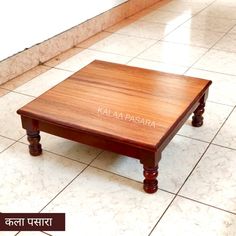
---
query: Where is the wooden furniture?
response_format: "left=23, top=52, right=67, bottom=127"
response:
left=17, top=60, right=212, bottom=193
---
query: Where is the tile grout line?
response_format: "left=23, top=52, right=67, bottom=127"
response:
left=38, top=149, right=106, bottom=213
left=162, top=106, right=236, bottom=217
left=173, top=105, right=235, bottom=195
left=184, top=19, right=236, bottom=74
left=1, top=1, right=234, bottom=234
left=177, top=194, right=236, bottom=216
left=148, top=79, right=235, bottom=236
left=127, top=0, right=218, bottom=66
left=147, top=140, right=211, bottom=236
left=0, top=134, right=28, bottom=155
left=38, top=163, right=92, bottom=213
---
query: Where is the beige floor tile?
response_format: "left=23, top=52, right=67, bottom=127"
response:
left=193, top=49, right=236, bottom=75
left=151, top=196, right=236, bottom=236
left=0, top=92, right=34, bottom=140
left=213, top=108, right=236, bottom=149
left=214, top=0, right=236, bottom=7
left=178, top=102, right=233, bottom=142
left=0, top=136, right=15, bottom=152
left=18, top=232, right=50, bottom=236
left=76, top=31, right=112, bottom=48
left=138, top=41, right=207, bottom=67
left=180, top=144, right=236, bottom=213
left=0, top=66, right=50, bottom=91
left=44, top=47, right=84, bottom=68
left=158, top=0, right=209, bottom=14
left=105, top=18, right=140, bottom=33
left=139, top=10, right=192, bottom=27
left=91, top=135, right=208, bottom=193
left=128, top=58, right=188, bottom=74
left=201, top=4, right=236, bottom=19
left=0, top=232, right=16, bottom=236
left=20, top=132, right=102, bottom=164
left=213, top=32, right=236, bottom=53
left=110, top=20, right=176, bottom=40
left=163, top=26, right=225, bottom=48
left=14, top=68, right=73, bottom=97
left=46, top=49, right=131, bottom=72
left=0, top=88, right=9, bottom=97
left=182, top=14, right=236, bottom=32
left=185, top=68, right=236, bottom=106
left=89, top=33, right=156, bottom=57
left=43, top=167, right=174, bottom=236
left=229, top=26, right=236, bottom=34
left=0, top=142, right=86, bottom=212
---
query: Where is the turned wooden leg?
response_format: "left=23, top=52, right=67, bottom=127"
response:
left=143, top=165, right=158, bottom=194
left=27, top=130, right=42, bottom=156
left=192, top=100, right=205, bottom=127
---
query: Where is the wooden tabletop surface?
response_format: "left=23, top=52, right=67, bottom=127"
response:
left=18, top=60, right=211, bottom=150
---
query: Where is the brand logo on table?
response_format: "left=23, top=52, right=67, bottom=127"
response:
left=97, top=106, right=157, bottom=128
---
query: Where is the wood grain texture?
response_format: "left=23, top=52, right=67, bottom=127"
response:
left=17, top=60, right=211, bottom=151
left=17, top=60, right=212, bottom=193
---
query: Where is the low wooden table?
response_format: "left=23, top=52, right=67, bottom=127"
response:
left=17, top=60, right=212, bottom=193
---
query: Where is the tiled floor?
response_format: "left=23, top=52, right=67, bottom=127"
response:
left=1, top=0, right=236, bottom=235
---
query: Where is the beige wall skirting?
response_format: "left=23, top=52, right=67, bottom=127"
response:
left=0, top=0, right=161, bottom=85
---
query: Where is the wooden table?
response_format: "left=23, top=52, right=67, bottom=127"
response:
left=17, top=60, right=212, bottom=193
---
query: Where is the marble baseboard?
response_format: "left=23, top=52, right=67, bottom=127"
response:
left=0, top=0, right=161, bottom=85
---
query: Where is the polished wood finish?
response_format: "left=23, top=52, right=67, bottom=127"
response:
left=143, top=165, right=158, bottom=193
left=192, top=96, right=205, bottom=127
left=27, top=130, right=42, bottom=156
left=17, top=60, right=212, bottom=193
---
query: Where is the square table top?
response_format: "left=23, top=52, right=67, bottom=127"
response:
left=18, top=60, right=211, bottom=151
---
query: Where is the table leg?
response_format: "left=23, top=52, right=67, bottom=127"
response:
left=143, top=165, right=158, bottom=193
left=192, top=98, right=205, bottom=127
left=27, top=130, right=42, bottom=156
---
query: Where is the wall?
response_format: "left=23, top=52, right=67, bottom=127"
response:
left=0, top=0, right=127, bottom=61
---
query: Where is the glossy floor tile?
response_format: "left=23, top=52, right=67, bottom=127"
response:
left=20, top=132, right=102, bottom=164
left=14, top=68, right=73, bottom=97
left=89, top=33, right=156, bottom=57
left=178, top=102, right=233, bottom=142
left=214, top=0, right=236, bottom=7
left=128, top=58, right=188, bottom=74
left=17, top=232, right=50, bottom=236
left=91, top=135, right=208, bottom=193
left=201, top=4, right=236, bottom=20
left=45, top=48, right=131, bottom=72
left=151, top=196, right=236, bottom=236
left=0, top=92, right=34, bottom=140
left=44, top=47, right=84, bottom=68
left=180, top=144, right=236, bottom=213
left=0, top=231, right=16, bottom=236
left=185, top=68, right=236, bottom=106
left=43, top=167, right=174, bottom=236
left=213, top=108, right=236, bottom=149
left=138, top=41, right=208, bottom=67
left=0, top=65, right=50, bottom=91
left=0, top=136, right=15, bottom=152
left=229, top=25, right=236, bottom=34
left=139, top=9, right=192, bottom=27
left=0, top=142, right=86, bottom=213
left=158, top=0, right=209, bottom=14
left=108, top=20, right=176, bottom=40
left=163, top=26, right=225, bottom=48
left=0, top=88, right=9, bottom=97
left=193, top=49, right=236, bottom=75
left=213, top=32, right=236, bottom=53
left=182, top=14, right=236, bottom=32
